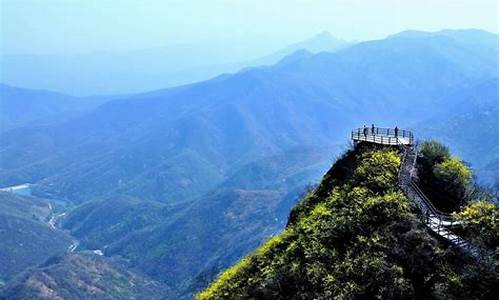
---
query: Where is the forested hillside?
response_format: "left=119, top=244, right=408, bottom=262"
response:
left=0, top=254, right=168, bottom=300
left=198, top=142, right=498, bottom=299
left=0, top=192, right=71, bottom=286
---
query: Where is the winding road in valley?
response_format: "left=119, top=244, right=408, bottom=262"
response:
left=1, top=183, right=82, bottom=254
left=46, top=202, right=80, bottom=252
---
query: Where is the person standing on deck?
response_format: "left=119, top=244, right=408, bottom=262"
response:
left=371, top=124, right=375, bottom=134
left=394, top=126, right=398, bottom=138
left=363, top=125, right=368, bottom=136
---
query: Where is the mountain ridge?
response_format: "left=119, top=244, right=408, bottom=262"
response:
left=0, top=29, right=497, bottom=299
left=0, top=32, right=352, bottom=96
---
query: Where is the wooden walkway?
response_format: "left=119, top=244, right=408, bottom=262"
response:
left=351, top=126, right=478, bottom=256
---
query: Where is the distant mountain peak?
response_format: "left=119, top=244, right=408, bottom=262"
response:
left=245, top=31, right=352, bottom=67
left=306, top=31, right=344, bottom=43
left=292, top=31, right=349, bottom=52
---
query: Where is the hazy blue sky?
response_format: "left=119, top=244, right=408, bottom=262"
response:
left=1, top=0, right=498, bottom=55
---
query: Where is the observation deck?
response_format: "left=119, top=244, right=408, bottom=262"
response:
left=351, top=126, right=414, bottom=146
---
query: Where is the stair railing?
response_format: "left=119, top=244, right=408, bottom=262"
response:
left=397, top=143, right=477, bottom=255
left=352, top=127, right=477, bottom=256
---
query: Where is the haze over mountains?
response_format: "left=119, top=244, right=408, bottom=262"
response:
left=0, top=32, right=350, bottom=96
left=0, top=84, right=118, bottom=132
left=0, top=29, right=498, bottom=299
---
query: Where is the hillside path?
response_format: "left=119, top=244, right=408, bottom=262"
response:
left=352, top=126, right=477, bottom=256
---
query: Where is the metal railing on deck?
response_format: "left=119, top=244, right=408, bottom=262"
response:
left=351, top=126, right=414, bottom=145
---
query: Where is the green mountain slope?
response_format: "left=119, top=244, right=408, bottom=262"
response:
left=0, top=253, right=169, bottom=300
left=198, top=144, right=498, bottom=299
left=61, top=196, right=184, bottom=250
left=0, top=192, right=72, bottom=285
left=61, top=188, right=299, bottom=299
